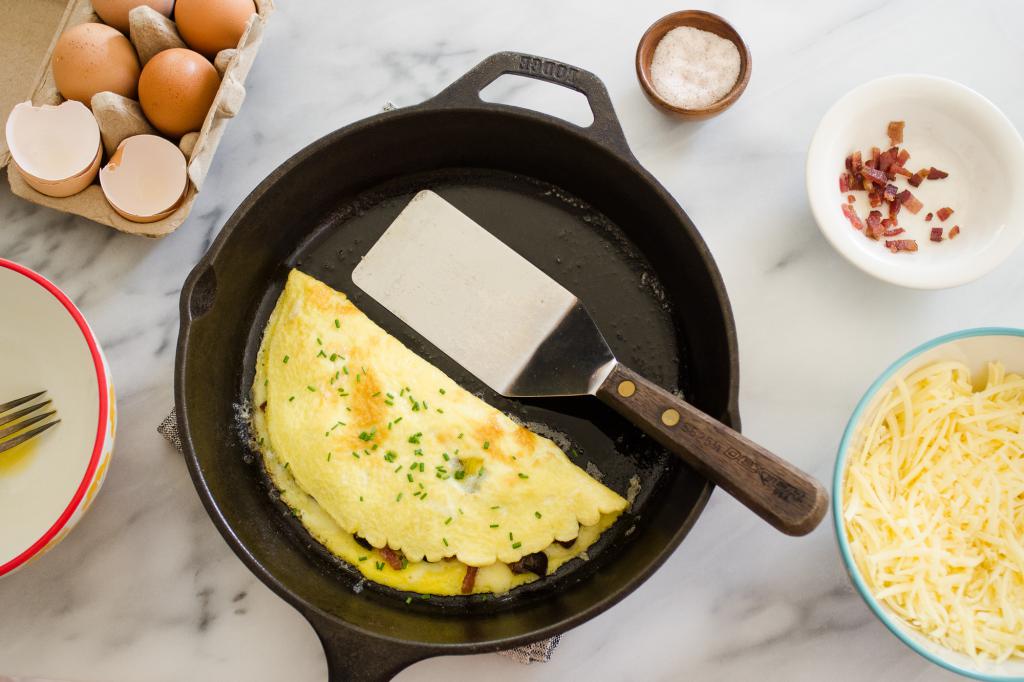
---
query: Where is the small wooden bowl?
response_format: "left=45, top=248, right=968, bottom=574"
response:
left=636, top=10, right=752, bottom=119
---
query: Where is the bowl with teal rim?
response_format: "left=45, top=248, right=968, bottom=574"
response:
left=834, top=327, right=1024, bottom=681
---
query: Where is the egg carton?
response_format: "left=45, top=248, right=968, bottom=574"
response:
left=0, top=0, right=274, bottom=238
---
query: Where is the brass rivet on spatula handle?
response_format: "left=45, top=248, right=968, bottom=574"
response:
left=617, top=380, right=636, bottom=397
left=661, top=408, right=680, bottom=426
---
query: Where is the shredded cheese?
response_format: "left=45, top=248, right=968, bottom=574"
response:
left=844, top=361, right=1024, bottom=663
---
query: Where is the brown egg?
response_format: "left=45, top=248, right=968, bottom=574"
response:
left=92, top=0, right=174, bottom=34
left=138, top=48, right=221, bottom=138
left=175, top=0, right=256, bottom=58
left=52, top=23, right=140, bottom=105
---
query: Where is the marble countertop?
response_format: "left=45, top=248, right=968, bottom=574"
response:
left=2, top=1, right=1023, bottom=680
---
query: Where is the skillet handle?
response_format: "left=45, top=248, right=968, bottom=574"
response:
left=304, top=609, right=432, bottom=682
left=596, top=362, right=829, bottom=536
left=427, top=51, right=632, bottom=156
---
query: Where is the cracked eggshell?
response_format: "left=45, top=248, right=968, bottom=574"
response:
left=99, top=134, right=188, bottom=223
left=5, top=100, right=102, bottom=198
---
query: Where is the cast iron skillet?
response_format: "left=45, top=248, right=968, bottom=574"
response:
left=175, top=52, right=740, bottom=680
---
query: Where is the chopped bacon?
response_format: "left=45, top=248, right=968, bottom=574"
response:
left=949, top=225, right=960, bottom=238
left=847, top=194, right=855, bottom=204
left=862, top=166, right=888, bottom=185
left=927, top=167, right=948, bottom=180
left=878, top=150, right=896, bottom=175
left=871, top=146, right=881, bottom=167
left=908, top=169, right=929, bottom=187
left=897, top=149, right=910, bottom=166
left=868, top=190, right=881, bottom=207
left=891, top=165, right=912, bottom=178
left=883, top=227, right=905, bottom=237
left=842, top=203, right=864, bottom=230
left=887, top=120, right=905, bottom=145
left=936, top=206, right=954, bottom=221
left=850, top=151, right=863, bottom=173
left=461, top=566, right=478, bottom=594
left=839, top=172, right=852, bottom=192
left=888, top=200, right=901, bottom=220
left=379, top=547, right=404, bottom=571
left=924, top=212, right=933, bottom=221
left=930, top=227, right=943, bottom=242
left=882, top=183, right=898, bottom=203
left=885, top=239, right=918, bottom=253
left=896, top=189, right=923, bottom=214
left=866, top=210, right=884, bottom=239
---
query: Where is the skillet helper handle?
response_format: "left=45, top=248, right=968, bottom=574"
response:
left=429, top=51, right=632, bottom=155
left=596, top=363, right=829, bottom=536
left=304, top=609, right=430, bottom=682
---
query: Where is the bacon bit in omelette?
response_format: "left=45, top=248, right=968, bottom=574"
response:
left=461, top=566, right=478, bottom=594
left=885, top=239, right=918, bottom=253
left=936, top=206, right=954, bottom=221
left=509, top=551, right=548, bottom=576
left=930, top=227, right=944, bottom=242
left=379, top=546, right=405, bottom=571
left=887, top=120, right=904, bottom=145
left=949, top=225, right=960, bottom=239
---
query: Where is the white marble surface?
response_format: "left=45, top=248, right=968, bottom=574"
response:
left=2, top=1, right=1023, bottom=680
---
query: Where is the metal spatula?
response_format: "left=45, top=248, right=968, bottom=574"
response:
left=353, top=190, right=827, bottom=535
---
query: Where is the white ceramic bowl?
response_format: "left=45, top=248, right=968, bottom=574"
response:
left=0, top=259, right=115, bottom=578
left=807, top=75, right=1024, bottom=289
left=834, top=328, right=1024, bottom=680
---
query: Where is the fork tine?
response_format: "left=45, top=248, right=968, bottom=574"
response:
left=0, top=400, right=52, bottom=429
left=0, top=410, right=56, bottom=440
left=0, top=419, right=60, bottom=454
left=0, top=391, right=46, bottom=415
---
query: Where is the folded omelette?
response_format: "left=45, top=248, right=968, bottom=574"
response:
left=250, top=269, right=627, bottom=596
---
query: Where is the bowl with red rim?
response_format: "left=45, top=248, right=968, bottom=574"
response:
left=0, top=259, right=115, bottom=578
left=807, top=74, right=1024, bottom=289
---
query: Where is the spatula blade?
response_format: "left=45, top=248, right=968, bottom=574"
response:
left=352, top=190, right=614, bottom=397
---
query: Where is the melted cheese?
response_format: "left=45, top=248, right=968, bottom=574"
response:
left=843, top=360, right=1024, bottom=662
left=250, top=269, right=627, bottom=595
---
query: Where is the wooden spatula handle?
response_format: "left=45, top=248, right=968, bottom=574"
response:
left=596, top=363, right=828, bottom=536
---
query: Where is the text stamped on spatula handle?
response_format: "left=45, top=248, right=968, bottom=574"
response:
left=677, top=422, right=809, bottom=504
left=597, top=363, right=828, bottom=536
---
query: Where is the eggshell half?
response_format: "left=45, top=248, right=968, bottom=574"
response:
left=5, top=100, right=102, bottom=197
left=99, top=134, right=188, bottom=222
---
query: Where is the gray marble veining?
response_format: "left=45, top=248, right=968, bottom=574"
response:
left=2, top=1, right=1023, bottom=680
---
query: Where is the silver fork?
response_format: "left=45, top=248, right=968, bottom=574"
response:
left=0, top=391, right=60, bottom=454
